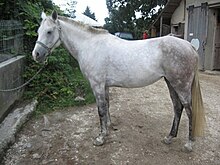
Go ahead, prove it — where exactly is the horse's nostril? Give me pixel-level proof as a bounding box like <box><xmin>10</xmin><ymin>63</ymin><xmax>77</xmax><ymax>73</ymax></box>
<box><xmin>36</xmin><ymin>52</ymin><xmax>40</xmax><ymax>58</ymax></box>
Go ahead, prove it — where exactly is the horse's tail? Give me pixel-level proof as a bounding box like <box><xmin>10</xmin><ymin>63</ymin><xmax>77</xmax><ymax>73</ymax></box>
<box><xmin>191</xmin><ymin>69</ymin><xmax>206</xmax><ymax>137</ymax></box>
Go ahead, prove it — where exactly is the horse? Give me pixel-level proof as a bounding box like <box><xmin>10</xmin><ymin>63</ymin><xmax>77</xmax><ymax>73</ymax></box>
<box><xmin>32</xmin><ymin>11</ymin><xmax>206</xmax><ymax>152</ymax></box>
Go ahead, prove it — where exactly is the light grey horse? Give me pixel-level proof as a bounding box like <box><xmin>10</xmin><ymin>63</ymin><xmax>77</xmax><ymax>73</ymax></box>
<box><xmin>32</xmin><ymin>11</ymin><xmax>205</xmax><ymax>152</ymax></box>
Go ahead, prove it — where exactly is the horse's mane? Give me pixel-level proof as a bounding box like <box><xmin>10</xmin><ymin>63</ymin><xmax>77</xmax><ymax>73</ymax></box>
<box><xmin>58</xmin><ymin>16</ymin><xmax>108</xmax><ymax>34</ymax></box>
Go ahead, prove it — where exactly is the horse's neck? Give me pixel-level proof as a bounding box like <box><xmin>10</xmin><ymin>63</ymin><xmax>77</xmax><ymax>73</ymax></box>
<box><xmin>59</xmin><ymin>20</ymin><xmax>93</xmax><ymax>60</ymax></box>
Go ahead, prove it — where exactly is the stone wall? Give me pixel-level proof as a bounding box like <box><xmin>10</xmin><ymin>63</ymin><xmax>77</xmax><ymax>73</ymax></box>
<box><xmin>0</xmin><ymin>56</ymin><xmax>25</xmax><ymax>122</ymax></box>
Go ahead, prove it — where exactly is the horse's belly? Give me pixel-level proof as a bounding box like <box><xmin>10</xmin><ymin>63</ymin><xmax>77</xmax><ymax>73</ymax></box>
<box><xmin>106</xmin><ymin>70</ymin><xmax>163</xmax><ymax>88</ymax></box>
<box><xmin>106</xmin><ymin>50</ymin><xmax>164</xmax><ymax>88</ymax></box>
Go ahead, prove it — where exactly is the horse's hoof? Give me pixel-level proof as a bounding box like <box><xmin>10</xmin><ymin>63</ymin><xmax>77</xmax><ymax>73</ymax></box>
<box><xmin>93</xmin><ymin>136</ymin><xmax>105</xmax><ymax>146</ymax></box>
<box><xmin>162</xmin><ymin>136</ymin><xmax>172</xmax><ymax>145</ymax></box>
<box><xmin>183</xmin><ymin>143</ymin><xmax>193</xmax><ymax>153</ymax></box>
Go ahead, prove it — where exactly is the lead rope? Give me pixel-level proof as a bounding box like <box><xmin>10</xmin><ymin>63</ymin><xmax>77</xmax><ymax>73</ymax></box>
<box><xmin>0</xmin><ymin>63</ymin><xmax>46</xmax><ymax>92</ymax></box>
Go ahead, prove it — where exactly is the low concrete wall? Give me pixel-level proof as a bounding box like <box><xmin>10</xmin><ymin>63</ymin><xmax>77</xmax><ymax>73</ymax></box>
<box><xmin>0</xmin><ymin>56</ymin><xmax>25</xmax><ymax>122</ymax></box>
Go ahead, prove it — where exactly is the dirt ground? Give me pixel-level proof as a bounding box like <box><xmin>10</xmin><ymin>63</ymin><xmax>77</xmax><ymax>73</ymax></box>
<box><xmin>2</xmin><ymin>72</ymin><xmax>220</xmax><ymax>165</ymax></box>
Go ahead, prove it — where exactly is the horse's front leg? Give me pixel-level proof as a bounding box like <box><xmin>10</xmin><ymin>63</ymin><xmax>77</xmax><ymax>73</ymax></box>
<box><xmin>93</xmin><ymin>85</ymin><xmax>109</xmax><ymax>146</ymax></box>
<box><xmin>105</xmin><ymin>86</ymin><xmax>111</xmax><ymax>127</ymax></box>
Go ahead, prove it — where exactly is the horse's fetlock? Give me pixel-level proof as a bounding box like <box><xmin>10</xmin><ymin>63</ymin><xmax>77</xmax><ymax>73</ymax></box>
<box><xmin>93</xmin><ymin>134</ymin><xmax>105</xmax><ymax>146</ymax></box>
<box><xmin>183</xmin><ymin>140</ymin><xmax>193</xmax><ymax>152</ymax></box>
<box><xmin>162</xmin><ymin>136</ymin><xmax>173</xmax><ymax>145</ymax></box>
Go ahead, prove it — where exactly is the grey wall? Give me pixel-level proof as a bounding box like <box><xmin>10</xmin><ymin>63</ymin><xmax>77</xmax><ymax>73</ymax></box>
<box><xmin>0</xmin><ymin>56</ymin><xmax>25</xmax><ymax>122</ymax></box>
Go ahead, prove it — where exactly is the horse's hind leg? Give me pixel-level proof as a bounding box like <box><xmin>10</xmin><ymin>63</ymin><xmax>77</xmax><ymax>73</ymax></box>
<box><xmin>182</xmin><ymin>103</ymin><xmax>193</xmax><ymax>152</ymax></box>
<box><xmin>163</xmin><ymin>78</ymin><xmax>184</xmax><ymax>144</ymax></box>
<box><xmin>165</xmin><ymin>78</ymin><xmax>194</xmax><ymax>152</ymax></box>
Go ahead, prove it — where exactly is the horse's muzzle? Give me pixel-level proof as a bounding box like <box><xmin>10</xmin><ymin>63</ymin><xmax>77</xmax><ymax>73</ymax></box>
<box><xmin>32</xmin><ymin>50</ymin><xmax>47</xmax><ymax>64</ymax></box>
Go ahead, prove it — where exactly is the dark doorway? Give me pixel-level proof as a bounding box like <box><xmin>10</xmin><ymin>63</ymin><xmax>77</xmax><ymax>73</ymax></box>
<box><xmin>213</xmin><ymin>9</ymin><xmax>220</xmax><ymax>70</ymax></box>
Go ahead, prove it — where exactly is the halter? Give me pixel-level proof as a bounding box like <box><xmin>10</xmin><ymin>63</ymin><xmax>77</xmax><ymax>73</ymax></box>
<box><xmin>36</xmin><ymin>20</ymin><xmax>61</xmax><ymax>56</ymax></box>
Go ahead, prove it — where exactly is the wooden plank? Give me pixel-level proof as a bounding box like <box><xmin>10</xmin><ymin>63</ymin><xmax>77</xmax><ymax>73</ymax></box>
<box><xmin>213</xmin><ymin>24</ymin><xmax>220</xmax><ymax>70</ymax></box>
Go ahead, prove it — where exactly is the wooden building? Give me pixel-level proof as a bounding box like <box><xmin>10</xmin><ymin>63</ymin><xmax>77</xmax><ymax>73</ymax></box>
<box><xmin>149</xmin><ymin>0</ymin><xmax>220</xmax><ymax>70</ymax></box>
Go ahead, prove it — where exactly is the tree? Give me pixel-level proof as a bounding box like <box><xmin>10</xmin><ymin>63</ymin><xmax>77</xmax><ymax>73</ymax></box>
<box><xmin>106</xmin><ymin>0</ymin><xmax>113</xmax><ymax>13</ymax></box>
<box><xmin>66</xmin><ymin>0</ymin><xmax>77</xmax><ymax>18</ymax></box>
<box><xmin>104</xmin><ymin>0</ymin><xmax>167</xmax><ymax>38</ymax></box>
<box><xmin>83</xmin><ymin>6</ymin><xmax>97</xmax><ymax>21</ymax></box>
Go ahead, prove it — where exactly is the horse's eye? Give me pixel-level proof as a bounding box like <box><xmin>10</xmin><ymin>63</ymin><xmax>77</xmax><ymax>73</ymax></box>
<box><xmin>47</xmin><ymin>31</ymin><xmax>52</xmax><ymax>35</ymax></box>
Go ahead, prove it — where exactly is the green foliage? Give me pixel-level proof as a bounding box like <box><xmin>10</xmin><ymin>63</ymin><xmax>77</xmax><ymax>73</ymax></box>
<box><xmin>0</xmin><ymin>0</ymin><xmax>94</xmax><ymax>115</ymax></box>
<box><xmin>23</xmin><ymin>48</ymin><xmax>95</xmax><ymax>115</ymax></box>
<box><xmin>0</xmin><ymin>0</ymin><xmax>64</xmax><ymax>52</ymax></box>
<box><xmin>104</xmin><ymin>0</ymin><xmax>167</xmax><ymax>38</ymax></box>
<box><xmin>106</xmin><ymin>0</ymin><xmax>113</xmax><ymax>13</ymax></box>
<box><xmin>19</xmin><ymin>1</ymin><xmax>62</xmax><ymax>37</ymax></box>
<box><xmin>19</xmin><ymin>2</ymin><xmax>43</xmax><ymax>37</ymax></box>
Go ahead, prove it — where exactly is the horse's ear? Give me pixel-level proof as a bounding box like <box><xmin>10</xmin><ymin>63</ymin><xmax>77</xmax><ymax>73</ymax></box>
<box><xmin>41</xmin><ymin>12</ymin><xmax>47</xmax><ymax>20</ymax></box>
<box><xmin>52</xmin><ymin>10</ymin><xmax>58</xmax><ymax>21</ymax></box>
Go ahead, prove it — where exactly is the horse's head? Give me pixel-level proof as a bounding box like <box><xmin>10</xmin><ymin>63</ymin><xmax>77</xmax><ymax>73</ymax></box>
<box><xmin>32</xmin><ymin>11</ymin><xmax>61</xmax><ymax>63</ymax></box>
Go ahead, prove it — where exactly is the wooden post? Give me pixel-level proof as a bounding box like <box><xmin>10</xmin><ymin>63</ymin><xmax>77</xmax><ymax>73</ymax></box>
<box><xmin>160</xmin><ymin>16</ymin><xmax>163</xmax><ymax>37</ymax></box>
